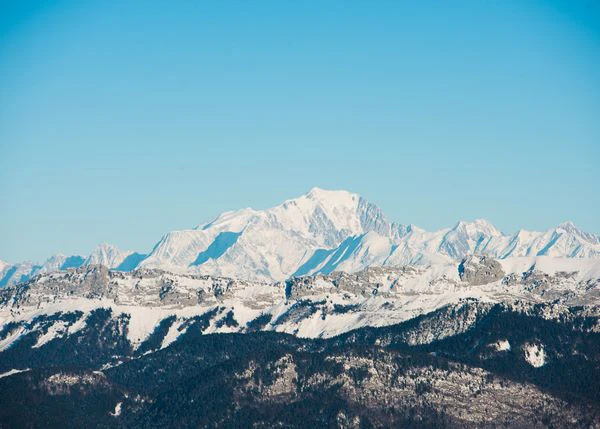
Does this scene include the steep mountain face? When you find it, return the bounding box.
[2,188,599,286]
[139,188,394,280]
[83,243,134,269]
[130,188,600,281]
[437,219,504,258]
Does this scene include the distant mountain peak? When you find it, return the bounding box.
[557,221,578,232]
[448,220,504,242]
[84,243,132,269]
[555,221,599,245]
[94,242,121,251]
[396,223,421,237]
[290,187,360,213]
[1,189,599,287]
[305,186,357,200]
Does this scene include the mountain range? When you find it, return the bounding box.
[2,188,600,427]
[1,253,600,427]
[2,187,599,287]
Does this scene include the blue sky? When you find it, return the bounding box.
[1,0,598,262]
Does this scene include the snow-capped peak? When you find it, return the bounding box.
[556,221,579,234]
[138,188,391,279]
[84,243,132,269]
[305,186,357,202]
[197,188,363,237]
[453,219,503,237]
[2,189,599,287]
[197,207,258,231]
[552,221,599,246]
[272,188,363,240]
[556,221,586,236]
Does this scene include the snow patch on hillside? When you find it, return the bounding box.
[524,343,546,367]
[494,339,511,351]
[0,368,30,378]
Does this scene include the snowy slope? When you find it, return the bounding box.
[0,257,598,351]
[2,188,599,285]
[138,188,599,281]
[139,188,394,280]
[0,245,136,288]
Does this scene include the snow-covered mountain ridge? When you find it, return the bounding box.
[2,188,599,286]
[1,255,599,349]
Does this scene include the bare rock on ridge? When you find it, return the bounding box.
[459,255,505,286]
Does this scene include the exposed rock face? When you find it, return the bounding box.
[0,266,600,428]
[1,258,600,350]
[459,255,505,285]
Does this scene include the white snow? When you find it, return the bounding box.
[122,306,173,347]
[85,243,132,269]
[0,252,598,348]
[110,402,123,417]
[122,304,224,347]
[499,256,600,281]
[0,188,598,352]
[3,189,600,287]
[68,314,88,334]
[0,326,26,352]
[32,321,69,348]
[135,187,600,281]
[494,339,511,351]
[160,319,185,349]
[29,315,88,349]
[524,343,546,368]
[0,368,30,378]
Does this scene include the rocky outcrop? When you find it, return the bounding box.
[458,255,505,285]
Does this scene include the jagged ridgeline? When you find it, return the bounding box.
[1,188,600,427]
[0,254,600,427]
[2,188,600,287]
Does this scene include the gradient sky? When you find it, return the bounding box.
[1,0,599,262]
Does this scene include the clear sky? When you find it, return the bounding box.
[0,0,598,262]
